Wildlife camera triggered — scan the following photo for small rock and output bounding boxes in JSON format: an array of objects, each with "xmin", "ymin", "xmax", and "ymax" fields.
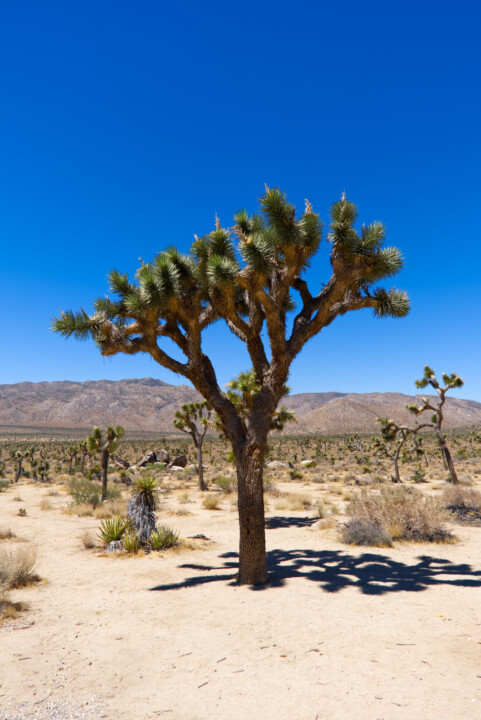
[
  {"xmin": 104, "ymin": 540, "xmax": 124, "ymax": 553},
  {"xmin": 156, "ymin": 449, "xmax": 170, "ymax": 464},
  {"xmin": 267, "ymin": 461, "xmax": 287, "ymax": 469}
]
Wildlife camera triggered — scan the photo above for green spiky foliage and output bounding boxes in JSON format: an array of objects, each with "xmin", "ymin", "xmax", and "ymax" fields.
[
  {"xmin": 407, "ymin": 365, "xmax": 464, "ymax": 484},
  {"xmin": 132, "ymin": 472, "xmax": 158, "ymax": 510},
  {"xmin": 87, "ymin": 425, "xmax": 125, "ymax": 501},
  {"xmin": 217, "ymin": 370, "xmax": 295, "ymax": 436},
  {"xmin": 173, "ymin": 401, "xmax": 212, "ymax": 490},
  {"xmin": 97, "ymin": 515, "xmax": 130, "ymax": 546},
  {"xmin": 149, "ymin": 525, "xmax": 179, "ymax": 550},
  {"xmin": 53, "ymin": 187, "xmax": 409, "ymax": 586}
]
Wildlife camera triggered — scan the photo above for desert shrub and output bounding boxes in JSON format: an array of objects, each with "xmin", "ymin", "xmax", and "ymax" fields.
[
  {"xmin": 97, "ymin": 515, "xmax": 130, "ymax": 545},
  {"xmin": 341, "ymin": 519, "xmax": 393, "ymax": 547},
  {"xmin": 0, "ymin": 480, "xmax": 10, "ymax": 492},
  {"xmin": 0, "ymin": 546, "xmax": 38, "ymax": 588},
  {"xmin": 443, "ymin": 486, "xmax": 481, "ymax": 523},
  {"xmin": 290, "ymin": 470, "xmax": 303, "ymax": 480},
  {"xmin": 69, "ymin": 477, "xmax": 120, "ymax": 508},
  {"xmin": 69, "ymin": 477, "xmax": 101, "ymax": 507},
  {"xmin": 86, "ymin": 464, "xmax": 102, "ymax": 480},
  {"xmin": 346, "ymin": 486, "xmax": 451, "ymax": 542},
  {"xmin": 412, "ymin": 467, "xmax": 427, "ymax": 483},
  {"xmin": 149, "ymin": 525, "xmax": 179, "ymax": 550},
  {"xmin": 203, "ymin": 494, "xmax": 222, "ymax": 510},
  {"xmin": 215, "ymin": 476, "xmax": 236, "ymax": 493},
  {"xmin": 39, "ymin": 499, "xmax": 52, "ymax": 511},
  {"xmin": 122, "ymin": 531, "xmax": 141, "ymax": 554},
  {"xmin": 79, "ymin": 530, "xmax": 96, "ymax": 549},
  {"xmin": 17, "ymin": 508, "xmax": 27, "ymax": 517}
]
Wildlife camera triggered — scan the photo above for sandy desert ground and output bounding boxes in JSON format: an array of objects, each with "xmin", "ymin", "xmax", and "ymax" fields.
[{"xmin": 1, "ymin": 474, "xmax": 481, "ymax": 720}]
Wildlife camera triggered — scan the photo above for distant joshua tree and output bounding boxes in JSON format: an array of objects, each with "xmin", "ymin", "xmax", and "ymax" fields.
[
  {"xmin": 407, "ymin": 365, "xmax": 463, "ymax": 484},
  {"xmin": 173, "ymin": 401, "xmax": 212, "ymax": 491},
  {"xmin": 374, "ymin": 419, "xmax": 428, "ymax": 483},
  {"xmin": 87, "ymin": 425, "xmax": 124, "ymax": 500},
  {"xmin": 53, "ymin": 188, "xmax": 409, "ymax": 585}
]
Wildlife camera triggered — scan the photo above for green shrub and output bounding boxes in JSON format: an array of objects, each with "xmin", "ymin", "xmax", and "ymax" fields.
[
  {"xmin": 69, "ymin": 477, "xmax": 101, "ymax": 507},
  {"xmin": 412, "ymin": 467, "xmax": 427, "ymax": 483},
  {"xmin": 215, "ymin": 476, "xmax": 236, "ymax": 493},
  {"xmin": 17, "ymin": 508, "xmax": 27, "ymax": 517},
  {"xmin": 149, "ymin": 526, "xmax": 179, "ymax": 550},
  {"xmin": 346, "ymin": 486, "xmax": 451, "ymax": 543},
  {"xmin": 0, "ymin": 480, "xmax": 9, "ymax": 492},
  {"xmin": 69, "ymin": 477, "xmax": 120, "ymax": 507},
  {"xmin": 97, "ymin": 515, "xmax": 130, "ymax": 545},
  {"xmin": 86, "ymin": 464, "xmax": 101, "ymax": 480}
]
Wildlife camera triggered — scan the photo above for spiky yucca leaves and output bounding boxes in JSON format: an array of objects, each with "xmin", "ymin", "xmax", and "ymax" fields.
[
  {"xmin": 149, "ymin": 526, "xmax": 179, "ymax": 550},
  {"xmin": 217, "ymin": 370, "xmax": 295, "ymax": 436},
  {"xmin": 52, "ymin": 187, "xmax": 409, "ymax": 586},
  {"xmin": 98, "ymin": 515, "xmax": 130, "ymax": 546},
  {"xmin": 131, "ymin": 473, "xmax": 158, "ymax": 510}
]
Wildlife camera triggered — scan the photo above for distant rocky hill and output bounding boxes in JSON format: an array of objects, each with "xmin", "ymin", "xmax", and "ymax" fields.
[{"xmin": 0, "ymin": 378, "xmax": 480, "ymax": 435}]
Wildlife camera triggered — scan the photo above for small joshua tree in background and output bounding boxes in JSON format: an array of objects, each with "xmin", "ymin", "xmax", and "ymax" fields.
[
  {"xmin": 67, "ymin": 445, "xmax": 78, "ymax": 475},
  {"xmin": 174, "ymin": 401, "xmax": 212, "ymax": 491},
  {"xmin": 374, "ymin": 419, "xmax": 428, "ymax": 483},
  {"xmin": 78, "ymin": 440, "xmax": 90, "ymax": 475},
  {"xmin": 87, "ymin": 425, "xmax": 125, "ymax": 500},
  {"xmin": 407, "ymin": 366, "xmax": 463, "ymax": 484}
]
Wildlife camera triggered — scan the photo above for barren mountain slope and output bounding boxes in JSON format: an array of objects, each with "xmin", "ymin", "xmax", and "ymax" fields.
[{"xmin": 0, "ymin": 378, "xmax": 480, "ymax": 434}]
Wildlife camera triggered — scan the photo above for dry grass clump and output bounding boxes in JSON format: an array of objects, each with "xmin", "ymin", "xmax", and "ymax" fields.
[
  {"xmin": 0, "ymin": 546, "xmax": 39, "ymax": 588},
  {"xmin": 202, "ymin": 494, "xmax": 222, "ymax": 510},
  {"xmin": 345, "ymin": 486, "xmax": 452, "ymax": 544},
  {"xmin": 39, "ymin": 498, "xmax": 53, "ymax": 511},
  {"xmin": 341, "ymin": 519, "xmax": 393, "ymax": 547},
  {"xmin": 443, "ymin": 486, "xmax": 481, "ymax": 524},
  {"xmin": 275, "ymin": 493, "xmax": 312, "ymax": 511},
  {"xmin": 79, "ymin": 530, "xmax": 97, "ymax": 549},
  {"xmin": 94, "ymin": 499, "xmax": 128, "ymax": 519}
]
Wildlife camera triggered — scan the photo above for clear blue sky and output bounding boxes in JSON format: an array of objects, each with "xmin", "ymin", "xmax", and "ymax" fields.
[{"xmin": 1, "ymin": 0, "xmax": 480, "ymax": 400}]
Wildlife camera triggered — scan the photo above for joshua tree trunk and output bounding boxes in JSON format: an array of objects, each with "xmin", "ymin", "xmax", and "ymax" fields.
[
  {"xmin": 196, "ymin": 443, "xmax": 206, "ymax": 492},
  {"xmin": 100, "ymin": 448, "xmax": 109, "ymax": 500},
  {"xmin": 234, "ymin": 440, "xmax": 268, "ymax": 586},
  {"xmin": 436, "ymin": 431, "xmax": 458, "ymax": 484},
  {"xmin": 392, "ymin": 448, "xmax": 402, "ymax": 483}
]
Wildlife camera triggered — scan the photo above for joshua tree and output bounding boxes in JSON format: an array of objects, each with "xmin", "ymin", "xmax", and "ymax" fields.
[
  {"xmin": 52, "ymin": 188, "xmax": 409, "ymax": 584},
  {"xmin": 407, "ymin": 365, "xmax": 463, "ymax": 484},
  {"xmin": 87, "ymin": 425, "xmax": 124, "ymax": 500},
  {"xmin": 173, "ymin": 401, "xmax": 212, "ymax": 490},
  {"xmin": 374, "ymin": 418, "xmax": 427, "ymax": 483},
  {"xmin": 67, "ymin": 445, "xmax": 78, "ymax": 475},
  {"xmin": 11, "ymin": 450, "xmax": 24, "ymax": 483},
  {"xmin": 78, "ymin": 440, "xmax": 90, "ymax": 475}
]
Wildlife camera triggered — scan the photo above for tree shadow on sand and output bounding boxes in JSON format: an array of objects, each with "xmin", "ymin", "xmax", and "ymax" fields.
[{"xmin": 149, "ymin": 548, "xmax": 481, "ymax": 594}]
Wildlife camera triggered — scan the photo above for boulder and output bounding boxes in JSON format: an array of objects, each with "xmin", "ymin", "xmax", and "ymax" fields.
[
  {"xmin": 168, "ymin": 454, "xmax": 188, "ymax": 469},
  {"xmin": 137, "ymin": 451, "xmax": 157, "ymax": 468},
  {"xmin": 266, "ymin": 460, "xmax": 287, "ymax": 469},
  {"xmin": 170, "ymin": 465, "xmax": 185, "ymax": 472},
  {"xmin": 114, "ymin": 455, "xmax": 130, "ymax": 469},
  {"xmin": 155, "ymin": 449, "xmax": 170, "ymax": 464}
]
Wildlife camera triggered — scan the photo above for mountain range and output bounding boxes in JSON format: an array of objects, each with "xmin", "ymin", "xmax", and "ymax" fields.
[{"xmin": 0, "ymin": 378, "xmax": 480, "ymax": 435}]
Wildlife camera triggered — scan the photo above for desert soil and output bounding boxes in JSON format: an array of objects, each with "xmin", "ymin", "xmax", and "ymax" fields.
[{"xmin": 1, "ymin": 481, "xmax": 481, "ymax": 720}]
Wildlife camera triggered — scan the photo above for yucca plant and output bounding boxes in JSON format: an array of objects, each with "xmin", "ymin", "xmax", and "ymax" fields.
[
  {"xmin": 127, "ymin": 472, "xmax": 158, "ymax": 544},
  {"xmin": 149, "ymin": 525, "xmax": 179, "ymax": 550},
  {"xmin": 98, "ymin": 515, "xmax": 130, "ymax": 545},
  {"xmin": 122, "ymin": 531, "xmax": 141, "ymax": 554}
]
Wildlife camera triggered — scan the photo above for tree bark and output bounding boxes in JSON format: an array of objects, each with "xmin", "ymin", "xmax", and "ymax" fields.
[
  {"xmin": 100, "ymin": 449, "xmax": 109, "ymax": 501},
  {"xmin": 235, "ymin": 442, "xmax": 268, "ymax": 586},
  {"xmin": 436, "ymin": 432, "xmax": 458, "ymax": 484},
  {"xmin": 196, "ymin": 443, "xmax": 206, "ymax": 492},
  {"xmin": 392, "ymin": 449, "xmax": 402, "ymax": 483}
]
